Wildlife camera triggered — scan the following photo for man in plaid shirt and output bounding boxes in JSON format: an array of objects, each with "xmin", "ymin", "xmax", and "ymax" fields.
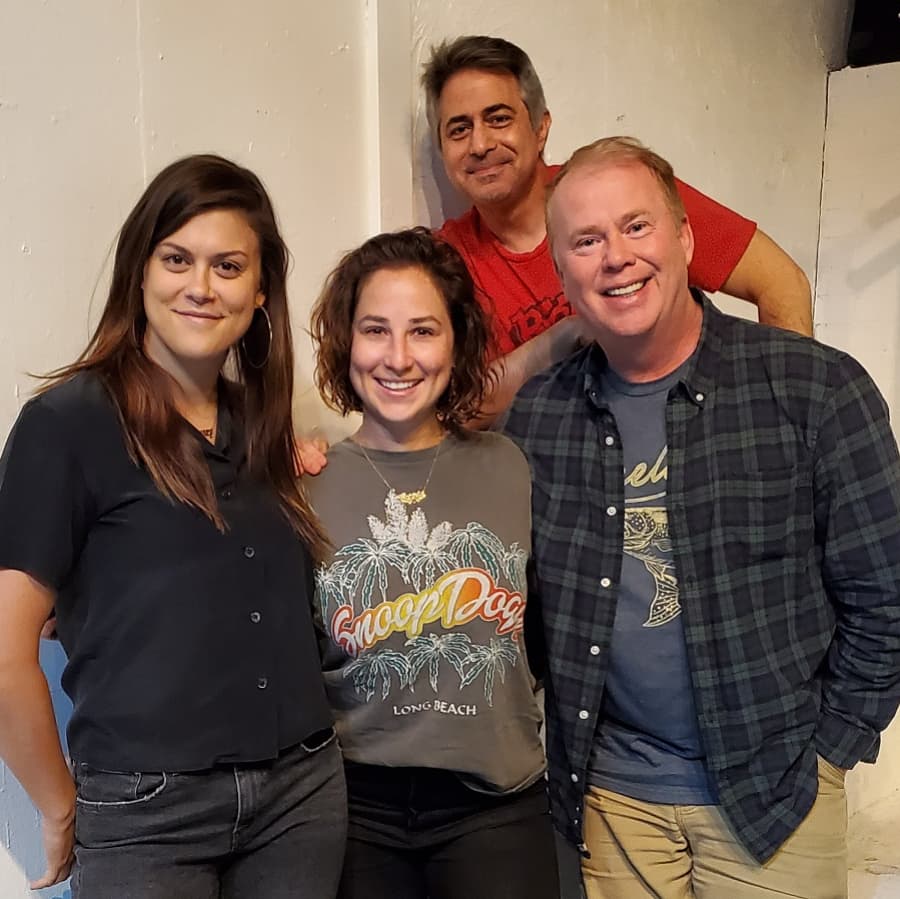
[{"xmin": 504, "ymin": 136, "xmax": 900, "ymax": 898}]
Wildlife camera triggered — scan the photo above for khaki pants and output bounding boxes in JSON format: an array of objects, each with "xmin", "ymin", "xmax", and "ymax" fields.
[{"xmin": 581, "ymin": 756, "xmax": 847, "ymax": 899}]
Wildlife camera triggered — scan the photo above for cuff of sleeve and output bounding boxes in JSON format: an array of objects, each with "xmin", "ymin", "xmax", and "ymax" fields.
[{"xmin": 816, "ymin": 708, "xmax": 880, "ymax": 769}]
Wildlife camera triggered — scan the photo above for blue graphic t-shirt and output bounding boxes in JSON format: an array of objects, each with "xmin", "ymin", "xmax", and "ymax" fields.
[{"xmin": 587, "ymin": 365, "xmax": 717, "ymax": 805}]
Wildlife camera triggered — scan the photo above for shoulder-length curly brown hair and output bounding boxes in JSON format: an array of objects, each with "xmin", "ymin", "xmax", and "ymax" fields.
[{"xmin": 311, "ymin": 227, "xmax": 495, "ymax": 433}]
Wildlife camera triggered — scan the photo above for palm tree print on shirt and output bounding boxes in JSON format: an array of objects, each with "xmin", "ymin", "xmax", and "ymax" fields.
[{"xmin": 318, "ymin": 491, "xmax": 528, "ymax": 706}]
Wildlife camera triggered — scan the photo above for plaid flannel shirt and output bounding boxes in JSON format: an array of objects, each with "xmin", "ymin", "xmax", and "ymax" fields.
[{"xmin": 504, "ymin": 294, "xmax": 900, "ymax": 862}]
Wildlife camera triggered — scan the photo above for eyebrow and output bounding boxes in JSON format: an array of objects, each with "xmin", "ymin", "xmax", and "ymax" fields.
[
  {"xmin": 443, "ymin": 102, "xmax": 516, "ymax": 130},
  {"xmin": 356, "ymin": 314, "xmax": 443, "ymax": 325},
  {"xmin": 157, "ymin": 241, "xmax": 249, "ymax": 260},
  {"xmin": 567, "ymin": 209, "xmax": 654, "ymax": 238}
]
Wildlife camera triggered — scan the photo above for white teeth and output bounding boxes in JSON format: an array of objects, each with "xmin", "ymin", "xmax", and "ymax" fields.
[
  {"xmin": 378, "ymin": 380, "xmax": 418, "ymax": 391},
  {"xmin": 605, "ymin": 280, "xmax": 647, "ymax": 297}
]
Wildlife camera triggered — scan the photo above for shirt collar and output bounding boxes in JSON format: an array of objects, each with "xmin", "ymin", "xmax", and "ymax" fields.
[{"xmin": 580, "ymin": 289, "xmax": 723, "ymax": 411}]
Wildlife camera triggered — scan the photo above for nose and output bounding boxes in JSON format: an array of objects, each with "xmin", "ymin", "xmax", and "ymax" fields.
[
  {"xmin": 186, "ymin": 265, "xmax": 215, "ymax": 303},
  {"xmin": 469, "ymin": 121, "xmax": 497, "ymax": 157},
  {"xmin": 384, "ymin": 334, "xmax": 413, "ymax": 372},
  {"xmin": 603, "ymin": 231, "xmax": 636, "ymax": 271}
]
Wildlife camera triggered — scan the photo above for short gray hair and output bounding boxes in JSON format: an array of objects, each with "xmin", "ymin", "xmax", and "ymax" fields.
[{"xmin": 421, "ymin": 35, "xmax": 548, "ymax": 145}]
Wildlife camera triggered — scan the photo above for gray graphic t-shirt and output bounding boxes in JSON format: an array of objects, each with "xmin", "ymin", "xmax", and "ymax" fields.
[
  {"xmin": 587, "ymin": 366, "xmax": 717, "ymax": 805},
  {"xmin": 306, "ymin": 431, "xmax": 544, "ymax": 794}
]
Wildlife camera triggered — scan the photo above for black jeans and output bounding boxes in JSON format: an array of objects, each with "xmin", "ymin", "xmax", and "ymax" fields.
[
  {"xmin": 339, "ymin": 763, "xmax": 559, "ymax": 899},
  {"xmin": 71, "ymin": 733, "xmax": 347, "ymax": 899}
]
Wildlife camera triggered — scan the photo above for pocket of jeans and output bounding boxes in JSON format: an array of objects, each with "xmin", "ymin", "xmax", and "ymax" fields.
[
  {"xmin": 300, "ymin": 726, "xmax": 336, "ymax": 754},
  {"xmin": 74, "ymin": 764, "xmax": 169, "ymax": 808}
]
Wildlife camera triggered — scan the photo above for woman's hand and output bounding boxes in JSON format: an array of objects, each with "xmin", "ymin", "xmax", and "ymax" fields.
[{"xmin": 31, "ymin": 801, "xmax": 76, "ymax": 889}]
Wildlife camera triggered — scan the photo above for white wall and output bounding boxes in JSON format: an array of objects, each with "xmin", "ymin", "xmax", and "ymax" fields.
[
  {"xmin": 411, "ymin": 0, "xmax": 847, "ymax": 318},
  {"xmin": 816, "ymin": 59, "xmax": 900, "ymax": 822}
]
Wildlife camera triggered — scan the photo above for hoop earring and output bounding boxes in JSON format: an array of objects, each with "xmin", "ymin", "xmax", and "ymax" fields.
[{"xmin": 243, "ymin": 306, "xmax": 272, "ymax": 369}]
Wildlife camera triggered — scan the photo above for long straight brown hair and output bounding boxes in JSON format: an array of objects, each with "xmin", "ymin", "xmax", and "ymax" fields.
[{"xmin": 44, "ymin": 154, "xmax": 327, "ymax": 558}]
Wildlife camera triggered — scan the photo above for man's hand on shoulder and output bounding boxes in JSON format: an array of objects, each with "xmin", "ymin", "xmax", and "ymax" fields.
[
  {"xmin": 476, "ymin": 315, "xmax": 589, "ymax": 429},
  {"xmin": 294, "ymin": 433, "xmax": 329, "ymax": 476}
]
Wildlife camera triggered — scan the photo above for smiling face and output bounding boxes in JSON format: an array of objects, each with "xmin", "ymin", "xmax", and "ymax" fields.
[
  {"xmin": 549, "ymin": 161, "xmax": 700, "ymax": 379},
  {"xmin": 141, "ymin": 209, "xmax": 264, "ymax": 384},
  {"xmin": 349, "ymin": 265, "xmax": 454, "ymax": 451},
  {"xmin": 437, "ymin": 68, "xmax": 549, "ymax": 209}
]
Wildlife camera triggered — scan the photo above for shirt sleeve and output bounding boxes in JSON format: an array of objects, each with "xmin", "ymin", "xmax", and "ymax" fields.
[
  {"xmin": 813, "ymin": 354, "xmax": 900, "ymax": 768},
  {"xmin": 676, "ymin": 178, "xmax": 757, "ymax": 292},
  {"xmin": 0, "ymin": 397, "xmax": 92, "ymax": 590}
]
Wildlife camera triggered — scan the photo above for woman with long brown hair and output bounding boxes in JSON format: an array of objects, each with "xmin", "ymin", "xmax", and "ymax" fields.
[{"xmin": 0, "ymin": 154, "xmax": 346, "ymax": 898}]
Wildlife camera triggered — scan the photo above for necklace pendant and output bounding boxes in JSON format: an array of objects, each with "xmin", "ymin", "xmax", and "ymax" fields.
[{"xmin": 395, "ymin": 489, "xmax": 426, "ymax": 505}]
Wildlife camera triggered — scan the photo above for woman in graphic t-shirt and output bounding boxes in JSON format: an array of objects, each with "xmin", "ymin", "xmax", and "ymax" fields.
[{"xmin": 308, "ymin": 227, "xmax": 558, "ymax": 899}]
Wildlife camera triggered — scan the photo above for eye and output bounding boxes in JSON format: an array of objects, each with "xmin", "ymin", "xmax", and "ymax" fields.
[
  {"xmin": 363, "ymin": 325, "xmax": 387, "ymax": 336},
  {"xmin": 412, "ymin": 327, "xmax": 436, "ymax": 337},
  {"xmin": 446, "ymin": 123, "xmax": 470, "ymax": 140},
  {"xmin": 215, "ymin": 260, "xmax": 243, "ymax": 278},
  {"xmin": 487, "ymin": 113, "xmax": 512, "ymax": 127},
  {"xmin": 573, "ymin": 236, "xmax": 601, "ymax": 253},
  {"xmin": 161, "ymin": 253, "xmax": 190, "ymax": 270},
  {"xmin": 627, "ymin": 221, "xmax": 650, "ymax": 235}
]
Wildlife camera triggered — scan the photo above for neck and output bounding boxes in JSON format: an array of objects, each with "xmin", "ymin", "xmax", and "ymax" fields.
[
  {"xmin": 476, "ymin": 160, "xmax": 550, "ymax": 254},
  {"xmin": 603, "ymin": 291, "xmax": 703, "ymax": 383},
  {"xmin": 354, "ymin": 415, "xmax": 445, "ymax": 452}
]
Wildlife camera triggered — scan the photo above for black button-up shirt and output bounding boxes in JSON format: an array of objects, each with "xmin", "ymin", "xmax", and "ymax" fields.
[
  {"xmin": 0, "ymin": 372, "xmax": 331, "ymax": 771},
  {"xmin": 504, "ymin": 294, "xmax": 900, "ymax": 861}
]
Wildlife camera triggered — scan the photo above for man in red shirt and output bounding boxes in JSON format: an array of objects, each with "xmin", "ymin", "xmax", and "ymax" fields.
[{"xmin": 422, "ymin": 36, "xmax": 812, "ymax": 416}]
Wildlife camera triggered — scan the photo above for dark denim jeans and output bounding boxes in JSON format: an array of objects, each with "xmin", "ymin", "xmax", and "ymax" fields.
[
  {"xmin": 339, "ymin": 763, "xmax": 559, "ymax": 899},
  {"xmin": 71, "ymin": 733, "xmax": 347, "ymax": 899}
]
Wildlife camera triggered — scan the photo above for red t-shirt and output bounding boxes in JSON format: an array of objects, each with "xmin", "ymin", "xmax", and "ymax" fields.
[{"xmin": 437, "ymin": 167, "xmax": 757, "ymax": 356}]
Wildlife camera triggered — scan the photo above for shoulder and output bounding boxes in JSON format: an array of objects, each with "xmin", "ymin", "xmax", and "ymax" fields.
[
  {"xmin": 452, "ymin": 429, "xmax": 528, "ymax": 469},
  {"xmin": 303, "ymin": 438, "xmax": 364, "ymax": 501},
  {"xmin": 704, "ymin": 305, "xmax": 878, "ymax": 417},
  {"xmin": 29, "ymin": 371, "xmax": 116, "ymax": 423},
  {"xmin": 11, "ymin": 372, "xmax": 115, "ymax": 444},
  {"xmin": 435, "ymin": 208, "xmax": 478, "ymax": 250},
  {"xmin": 501, "ymin": 348, "xmax": 589, "ymax": 448}
]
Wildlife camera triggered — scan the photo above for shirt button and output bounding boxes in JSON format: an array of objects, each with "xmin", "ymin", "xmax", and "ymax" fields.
[
  {"xmin": 571, "ymin": 773, "xmax": 579, "ymax": 783},
  {"xmin": 600, "ymin": 577, "xmax": 612, "ymax": 588},
  {"xmin": 249, "ymin": 611, "xmax": 261, "ymax": 623},
  {"xmin": 221, "ymin": 488, "xmax": 233, "ymax": 500},
  {"xmin": 589, "ymin": 645, "xmax": 600, "ymax": 656},
  {"xmin": 257, "ymin": 677, "xmax": 268, "ymax": 690},
  {"xmin": 604, "ymin": 435, "xmax": 614, "ymax": 446},
  {"xmin": 606, "ymin": 506, "xmax": 617, "ymax": 517},
  {"xmin": 695, "ymin": 392, "xmax": 705, "ymax": 402},
  {"xmin": 579, "ymin": 709, "xmax": 589, "ymax": 720},
  {"xmin": 244, "ymin": 546, "xmax": 256, "ymax": 559}
]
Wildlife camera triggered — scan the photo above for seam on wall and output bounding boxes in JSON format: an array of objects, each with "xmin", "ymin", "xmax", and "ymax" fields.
[{"xmin": 812, "ymin": 71, "xmax": 831, "ymax": 331}]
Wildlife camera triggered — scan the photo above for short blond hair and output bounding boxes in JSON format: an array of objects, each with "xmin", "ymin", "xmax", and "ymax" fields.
[{"xmin": 546, "ymin": 136, "xmax": 686, "ymax": 247}]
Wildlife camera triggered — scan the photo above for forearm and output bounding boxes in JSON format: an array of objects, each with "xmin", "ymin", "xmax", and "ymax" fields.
[
  {"xmin": 750, "ymin": 267, "xmax": 813, "ymax": 334},
  {"xmin": 476, "ymin": 316, "xmax": 584, "ymax": 427},
  {"xmin": 720, "ymin": 229, "xmax": 813, "ymax": 336},
  {"xmin": 0, "ymin": 662, "xmax": 75, "ymax": 824}
]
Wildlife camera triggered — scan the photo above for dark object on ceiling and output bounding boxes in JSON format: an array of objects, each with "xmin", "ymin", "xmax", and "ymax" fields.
[{"xmin": 847, "ymin": 0, "xmax": 900, "ymax": 67}]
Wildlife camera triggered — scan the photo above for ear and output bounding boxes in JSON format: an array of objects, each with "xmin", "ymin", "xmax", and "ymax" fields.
[
  {"xmin": 679, "ymin": 216, "xmax": 694, "ymax": 268},
  {"xmin": 255, "ymin": 290, "xmax": 266, "ymax": 309},
  {"xmin": 536, "ymin": 110, "xmax": 552, "ymax": 156}
]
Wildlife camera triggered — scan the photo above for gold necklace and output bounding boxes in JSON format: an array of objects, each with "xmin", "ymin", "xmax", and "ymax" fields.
[
  {"xmin": 199, "ymin": 425, "xmax": 216, "ymax": 442},
  {"xmin": 357, "ymin": 439, "xmax": 443, "ymax": 506}
]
